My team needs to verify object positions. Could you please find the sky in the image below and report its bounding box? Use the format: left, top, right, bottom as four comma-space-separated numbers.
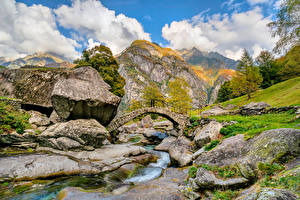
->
0, 0, 283, 61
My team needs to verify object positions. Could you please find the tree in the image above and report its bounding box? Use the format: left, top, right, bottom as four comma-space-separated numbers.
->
141, 83, 165, 107
268, 0, 300, 53
276, 44, 300, 80
167, 77, 192, 114
74, 45, 125, 97
255, 51, 281, 88
216, 81, 233, 102
231, 49, 263, 99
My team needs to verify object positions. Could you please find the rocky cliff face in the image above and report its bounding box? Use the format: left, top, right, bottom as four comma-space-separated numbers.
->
117, 40, 210, 110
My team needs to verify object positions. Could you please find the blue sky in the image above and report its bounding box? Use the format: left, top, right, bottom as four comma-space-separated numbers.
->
1, 0, 281, 60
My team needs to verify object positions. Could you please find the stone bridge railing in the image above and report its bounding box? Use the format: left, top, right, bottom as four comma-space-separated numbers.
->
107, 107, 190, 135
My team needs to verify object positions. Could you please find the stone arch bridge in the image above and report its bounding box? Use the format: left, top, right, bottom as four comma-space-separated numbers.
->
107, 107, 190, 135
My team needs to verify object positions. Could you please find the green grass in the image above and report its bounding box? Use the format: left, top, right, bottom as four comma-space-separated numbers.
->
204, 140, 220, 151
212, 111, 299, 140
221, 77, 300, 107
212, 190, 239, 200
199, 164, 242, 179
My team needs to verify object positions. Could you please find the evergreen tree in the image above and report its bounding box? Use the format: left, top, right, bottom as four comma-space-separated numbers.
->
167, 77, 192, 114
74, 45, 125, 97
231, 49, 263, 99
256, 51, 281, 88
217, 81, 233, 102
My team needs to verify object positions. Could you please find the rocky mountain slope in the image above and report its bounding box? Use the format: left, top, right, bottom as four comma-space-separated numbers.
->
178, 47, 237, 71
117, 41, 236, 109
1, 52, 74, 69
117, 40, 210, 111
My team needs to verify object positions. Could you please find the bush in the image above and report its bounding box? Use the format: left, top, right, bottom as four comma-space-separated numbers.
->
205, 140, 220, 151
188, 166, 198, 178
0, 102, 31, 134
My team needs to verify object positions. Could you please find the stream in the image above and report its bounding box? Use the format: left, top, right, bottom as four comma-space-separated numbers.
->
5, 141, 171, 200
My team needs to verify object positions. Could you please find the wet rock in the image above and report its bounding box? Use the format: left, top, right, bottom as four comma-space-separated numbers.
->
143, 129, 167, 142
51, 66, 120, 126
194, 134, 247, 166
154, 136, 177, 151
194, 168, 249, 190
28, 110, 51, 126
0, 154, 99, 181
169, 136, 193, 166
140, 115, 153, 128
193, 121, 223, 148
39, 119, 110, 150
240, 102, 271, 115
58, 168, 187, 200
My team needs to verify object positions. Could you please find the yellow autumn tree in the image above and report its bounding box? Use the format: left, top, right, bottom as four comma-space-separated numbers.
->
167, 77, 192, 114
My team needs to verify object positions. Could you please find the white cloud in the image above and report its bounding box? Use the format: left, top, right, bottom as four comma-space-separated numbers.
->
162, 8, 277, 60
247, 0, 270, 5
55, 0, 151, 54
0, 0, 80, 60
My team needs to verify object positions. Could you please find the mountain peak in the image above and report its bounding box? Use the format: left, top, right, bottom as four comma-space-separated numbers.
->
130, 40, 184, 61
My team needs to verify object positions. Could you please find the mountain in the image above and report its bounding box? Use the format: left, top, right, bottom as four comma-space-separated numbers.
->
1, 52, 74, 69
178, 47, 238, 71
117, 40, 210, 111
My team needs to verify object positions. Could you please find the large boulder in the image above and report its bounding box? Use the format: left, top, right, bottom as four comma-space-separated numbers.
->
194, 134, 248, 166
39, 119, 110, 150
168, 136, 193, 166
201, 105, 236, 116
51, 67, 120, 126
0, 67, 120, 125
154, 136, 177, 151
0, 154, 100, 181
241, 128, 300, 166
193, 121, 223, 148
140, 115, 153, 128
240, 102, 271, 115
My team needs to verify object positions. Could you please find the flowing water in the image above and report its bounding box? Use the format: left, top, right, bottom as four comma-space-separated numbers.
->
5, 139, 171, 200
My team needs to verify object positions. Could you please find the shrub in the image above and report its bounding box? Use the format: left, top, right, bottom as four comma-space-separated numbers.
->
188, 166, 198, 178
205, 140, 220, 151
0, 102, 31, 134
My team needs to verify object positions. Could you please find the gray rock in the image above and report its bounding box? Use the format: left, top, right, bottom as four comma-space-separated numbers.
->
51, 66, 120, 126
0, 154, 99, 181
28, 110, 50, 126
118, 123, 139, 134
194, 134, 247, 166
140, 115, 153, 128
201, 105, 236, 116
49, 110, 65, 124
39, 119, 110, 150
240, 128, 300, 166
48, 137, 82, 151
169, 136, 193, 166
192, 147, 206, 159
240, 102, 271, 115
194, 168, 249, 190
152, 120, 173, 131
154, 136, 177, 151
237, 188, 298, 200
193, 121, 223, 148
143, 128, 167, 141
